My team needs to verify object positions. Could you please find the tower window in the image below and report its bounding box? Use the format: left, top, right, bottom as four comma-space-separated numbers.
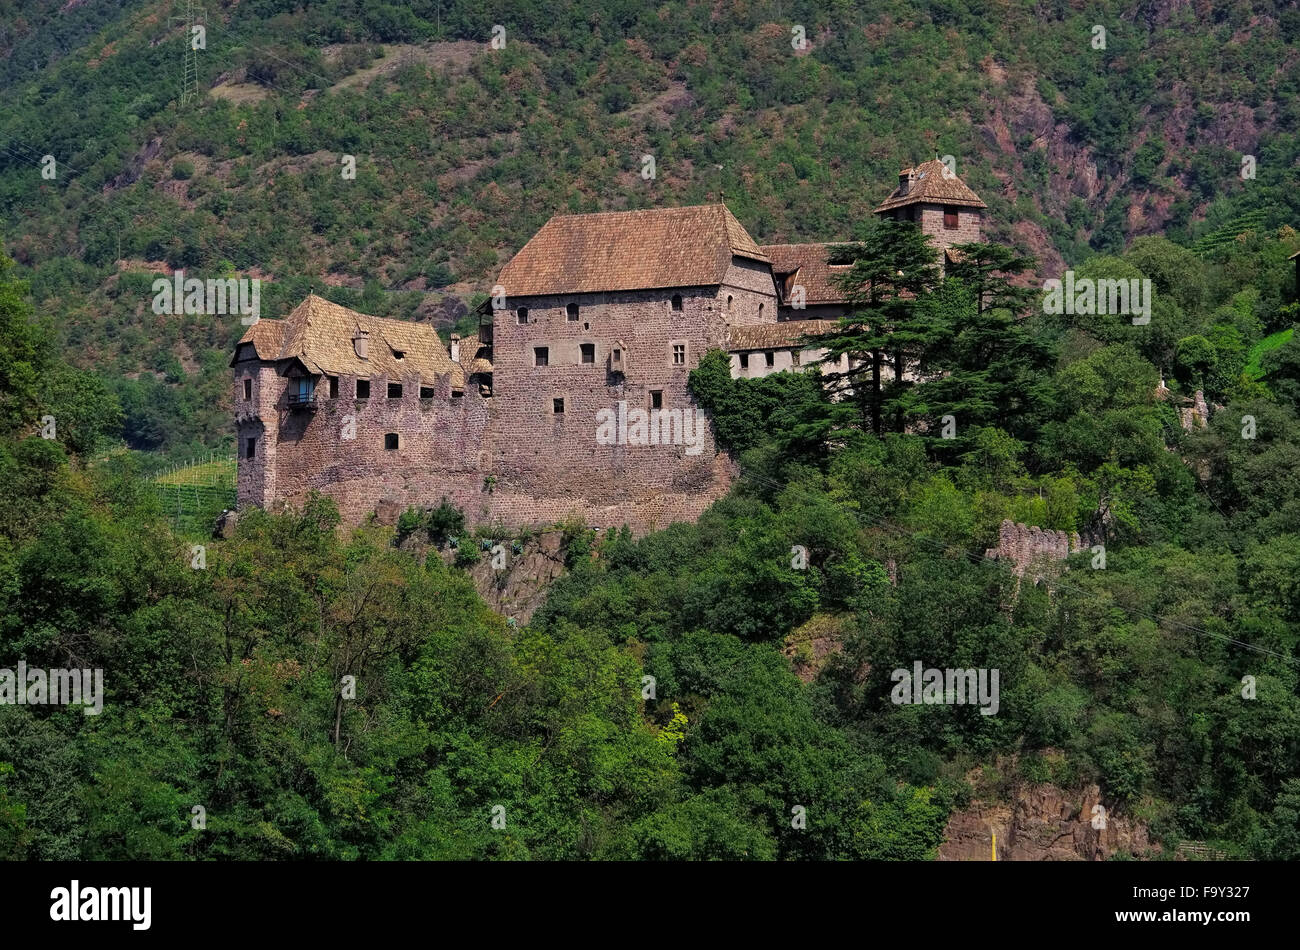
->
243, 378, 252, 400
245, 437, 256, 459
553, 397, 565, 414
765, 351, 775, 367
517, 307, 528, 324
328, 376, 338, 398
944, 206, 959, 229
726, 295, 733, 311
534, 346, 549, 367
356, 379, 370, 399
420, 386, 435, 399
650, 390, 663, 410
671, 294, 683, 311
384, 433, 399, 451
672, 343, 686, 365
566, 303, 579, 321
739, 352, 749, 369
388, 382, 403, 399
580, 343, 595, 364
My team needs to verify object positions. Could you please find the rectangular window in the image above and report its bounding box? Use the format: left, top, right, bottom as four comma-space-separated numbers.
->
566, 303, 579, 321
580, 343, 595, 364
650, 390, 663, 410
765, 351, 775, 367
451, 389, 463, 399
517, 307, 528, 324
419, 386, 435, 399
356, 379, 370, 399
553, 397, 565, 414
384, 433, 399, 451
243, 378, 252, 400
672, 343, 685, 365
944, 206, 959, 229
245, 437, 256, 459
328, 376, 338, 398
534, 347, 549, 367
739, 352, 749, 369
388, 382, 403, 399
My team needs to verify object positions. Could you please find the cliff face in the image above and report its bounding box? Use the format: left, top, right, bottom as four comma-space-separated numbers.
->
940, 782, 1156, 861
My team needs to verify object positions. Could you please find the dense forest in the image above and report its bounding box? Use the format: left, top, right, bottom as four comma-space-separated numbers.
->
1, 0, 1299, 860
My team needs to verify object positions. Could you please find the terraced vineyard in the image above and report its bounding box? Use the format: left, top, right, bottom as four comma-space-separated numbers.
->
151, 455, 237, 536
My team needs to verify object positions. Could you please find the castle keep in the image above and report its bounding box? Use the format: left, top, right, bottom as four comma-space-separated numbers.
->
232, 161, 985, 530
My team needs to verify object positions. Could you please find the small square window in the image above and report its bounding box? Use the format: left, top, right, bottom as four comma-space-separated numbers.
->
356, 379, 370, 398
388, 382, 403, 399
517, 307, 528, 324
580, 343, 595, 364
765, 351, 775, 367
672, 343, 686, 365
566, 303, 579, 321
328, 376, 338, 398
553, 397, 565, 414
419, 386, 435, 399
245, 437, 256, 459
451, 389, 463, 399
384, 433, 399, 451
535, 347, 549, 367
739, 352, 749, 369
650, 390, 663, 410
243, 378, 252, 400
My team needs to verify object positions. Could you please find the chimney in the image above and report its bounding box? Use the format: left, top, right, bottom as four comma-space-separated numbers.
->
353, 327, 369, 360
449, 333, 461, 363
898, 167, 916, 194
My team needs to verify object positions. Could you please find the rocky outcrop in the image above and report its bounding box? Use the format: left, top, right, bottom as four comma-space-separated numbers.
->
456, 530, 569, 625
940, 781, 1157, 861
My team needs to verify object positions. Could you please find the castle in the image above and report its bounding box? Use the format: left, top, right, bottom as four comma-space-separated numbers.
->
231, 160, 986, 531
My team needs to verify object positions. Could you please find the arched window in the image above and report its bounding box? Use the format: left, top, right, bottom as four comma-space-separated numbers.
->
726, 294, 733, 311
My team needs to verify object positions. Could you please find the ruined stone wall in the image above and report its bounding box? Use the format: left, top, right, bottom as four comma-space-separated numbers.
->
983, 519, 1087, 582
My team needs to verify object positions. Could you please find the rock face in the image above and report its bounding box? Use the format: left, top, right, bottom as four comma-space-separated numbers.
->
940, 782, 1156, 861
454, 530, 570, 625
983, 519, 1088, 583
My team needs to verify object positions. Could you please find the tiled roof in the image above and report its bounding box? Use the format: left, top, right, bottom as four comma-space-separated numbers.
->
729, 319, 839, 351
496, 204, 769, 296
762, 243, 858, 305
456, 333, 493, 375
873, 158, 987, 213
235, 295, 465, 387
233, 319, 286, 361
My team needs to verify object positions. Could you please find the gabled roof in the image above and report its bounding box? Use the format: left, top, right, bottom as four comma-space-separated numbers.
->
729, 319, 839, 351
762, 243, 857, 306
873, 158, 987, 213
233, 294, 464, 387
496, 204, 769, 297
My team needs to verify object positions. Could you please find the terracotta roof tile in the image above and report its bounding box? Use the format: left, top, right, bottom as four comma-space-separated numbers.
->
255, 295, 465, 388
497, 204, 768, 296
873, 158, 987, 213
762, 243, 858, 305
234, 319, 287, 361
729, 319, 838, 351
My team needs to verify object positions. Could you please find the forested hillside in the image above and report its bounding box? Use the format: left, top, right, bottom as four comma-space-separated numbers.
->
1, 0, 1299, 862
2, 0, 1299, 453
